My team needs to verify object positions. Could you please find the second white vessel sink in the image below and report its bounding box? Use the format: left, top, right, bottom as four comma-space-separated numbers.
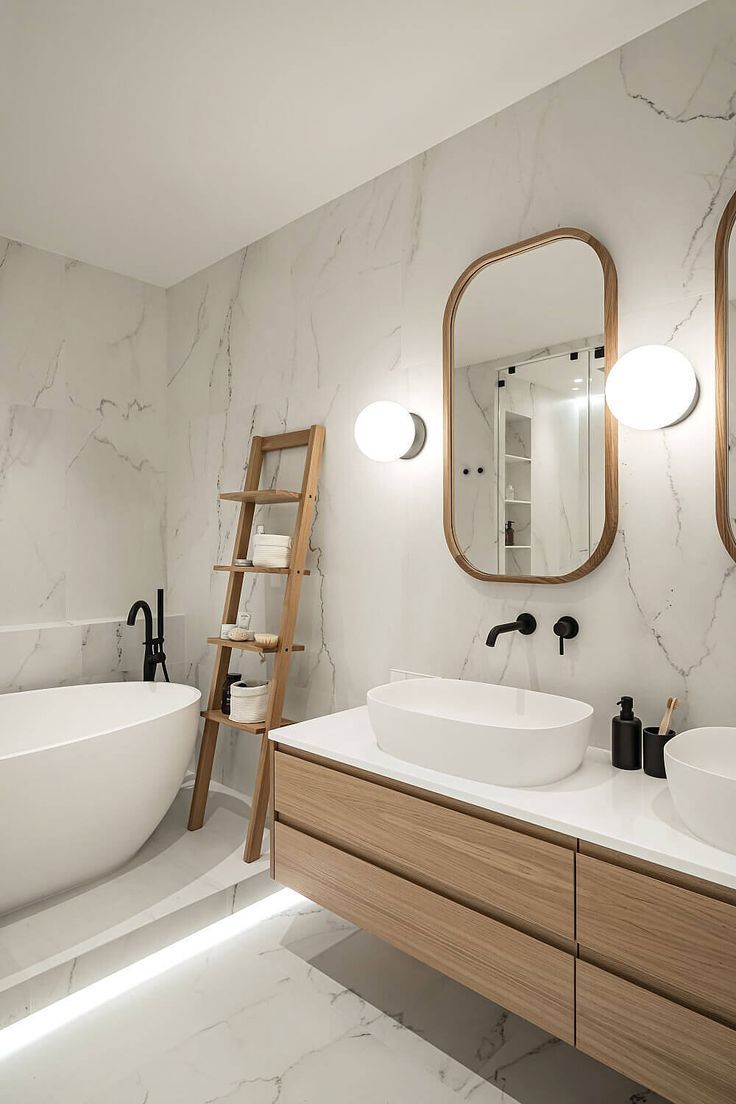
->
665, 728, 736, 855
367, 678, 593, 787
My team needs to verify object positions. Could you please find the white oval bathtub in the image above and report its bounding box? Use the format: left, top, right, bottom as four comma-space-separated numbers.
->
0, 681, 201, 916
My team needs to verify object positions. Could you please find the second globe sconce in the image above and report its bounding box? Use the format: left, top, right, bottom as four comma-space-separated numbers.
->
604, 345, 699, 430
354, 401, 426, 461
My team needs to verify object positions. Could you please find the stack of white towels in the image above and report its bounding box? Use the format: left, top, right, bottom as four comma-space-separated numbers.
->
252, 532, 292, 569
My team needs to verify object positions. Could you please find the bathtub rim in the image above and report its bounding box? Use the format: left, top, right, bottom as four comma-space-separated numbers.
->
0, 681, 202, 762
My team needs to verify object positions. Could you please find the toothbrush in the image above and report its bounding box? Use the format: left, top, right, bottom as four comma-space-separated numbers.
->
658, 696, 680, 736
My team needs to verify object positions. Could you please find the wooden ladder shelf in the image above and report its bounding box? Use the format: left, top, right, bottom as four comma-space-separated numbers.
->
187, 425, 325, 861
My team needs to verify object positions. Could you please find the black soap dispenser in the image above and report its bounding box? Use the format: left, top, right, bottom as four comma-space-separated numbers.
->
612, 696, 642, 770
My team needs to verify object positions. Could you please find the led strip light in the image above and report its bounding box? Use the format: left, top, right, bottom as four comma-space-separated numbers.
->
0, 887, 305, 1061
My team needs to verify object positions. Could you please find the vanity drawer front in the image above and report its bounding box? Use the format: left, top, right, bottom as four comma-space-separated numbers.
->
274, 821, 574, 1042
577, 962, 736, 1104
577, 854, 736, 1024
273, 751, 574, 939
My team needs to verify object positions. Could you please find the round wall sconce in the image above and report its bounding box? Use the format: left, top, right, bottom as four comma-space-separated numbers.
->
354, 401, 426, 461
604, 345, 699, 430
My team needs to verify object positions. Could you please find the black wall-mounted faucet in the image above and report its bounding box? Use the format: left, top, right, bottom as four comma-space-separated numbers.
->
486, 613, 537, 648
553, 616, 579, 656
127, 587, 170, 682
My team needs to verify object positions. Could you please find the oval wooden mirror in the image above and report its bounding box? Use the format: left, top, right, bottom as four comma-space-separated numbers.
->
443, 228, 619, 584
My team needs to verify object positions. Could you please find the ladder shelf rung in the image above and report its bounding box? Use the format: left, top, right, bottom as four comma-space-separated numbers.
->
206, 636, 305, 653
261, 429, 311, 452
213, 564, 310, 575
200, 708, 295, 734
219, 489, 301, 503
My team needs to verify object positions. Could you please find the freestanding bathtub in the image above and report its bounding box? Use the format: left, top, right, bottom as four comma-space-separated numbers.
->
0, 681, 201, 916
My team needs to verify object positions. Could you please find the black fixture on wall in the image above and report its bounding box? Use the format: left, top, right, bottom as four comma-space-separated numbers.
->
485, 613, 536, 648
553, 615, 579, 656
127, 587, 170, 682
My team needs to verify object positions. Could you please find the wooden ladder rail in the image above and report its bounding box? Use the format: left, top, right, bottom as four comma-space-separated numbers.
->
187, 425, 324, 867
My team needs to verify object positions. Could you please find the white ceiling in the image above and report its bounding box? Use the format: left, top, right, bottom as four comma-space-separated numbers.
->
0, 0, 702, 287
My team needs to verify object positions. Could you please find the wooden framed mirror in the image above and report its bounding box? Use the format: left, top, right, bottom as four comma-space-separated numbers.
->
715, 191, 736, 561
443, 228, 618, 584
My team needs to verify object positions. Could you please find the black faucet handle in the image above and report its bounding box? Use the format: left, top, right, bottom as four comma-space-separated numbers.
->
553, 616, 579, 656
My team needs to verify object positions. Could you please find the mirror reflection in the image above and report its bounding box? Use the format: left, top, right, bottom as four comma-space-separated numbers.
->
450, 236, 609, 579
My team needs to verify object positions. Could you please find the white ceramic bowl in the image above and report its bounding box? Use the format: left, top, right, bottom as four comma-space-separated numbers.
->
367, 678, 592, 787
665, 727, 736, 854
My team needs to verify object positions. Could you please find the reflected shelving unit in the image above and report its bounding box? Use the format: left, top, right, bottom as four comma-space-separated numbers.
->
500, 412, 532, 576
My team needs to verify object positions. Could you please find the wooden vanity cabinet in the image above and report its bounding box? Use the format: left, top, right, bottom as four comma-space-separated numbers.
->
271, 747, 736, 1104
577, 846, 736, 1023
275, 821, 574, 1041
273, 748, 575, 939
273, 747, 576, 1042
575, 843, 736, 1104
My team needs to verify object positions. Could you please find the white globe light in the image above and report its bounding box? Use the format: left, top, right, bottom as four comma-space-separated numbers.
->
605, 345, 698, 430
354, 401, 423, 461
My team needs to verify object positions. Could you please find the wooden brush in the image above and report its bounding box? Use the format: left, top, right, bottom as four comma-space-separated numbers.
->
658, 696, 680, 736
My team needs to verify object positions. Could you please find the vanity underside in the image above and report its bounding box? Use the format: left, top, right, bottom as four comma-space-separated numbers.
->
271, 745, 736, 1104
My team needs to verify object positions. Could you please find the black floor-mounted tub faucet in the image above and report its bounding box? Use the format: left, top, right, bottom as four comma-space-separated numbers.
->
127, 587, 170, 682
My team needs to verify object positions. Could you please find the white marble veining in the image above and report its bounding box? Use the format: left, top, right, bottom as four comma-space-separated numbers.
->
0, 895, 666, 1104
166, 1, 736, 807
0, 236, 167, 689
272, 705, 736, 891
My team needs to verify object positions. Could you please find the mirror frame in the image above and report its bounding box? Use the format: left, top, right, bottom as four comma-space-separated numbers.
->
443, 227, 619, 584
715, 191, 736, 562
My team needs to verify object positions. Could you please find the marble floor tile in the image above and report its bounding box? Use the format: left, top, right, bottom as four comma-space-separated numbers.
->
0, 869, 275, 1034
0, 898, 667, 1104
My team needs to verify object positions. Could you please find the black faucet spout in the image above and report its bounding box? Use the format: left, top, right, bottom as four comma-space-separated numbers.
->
486, 612, 537, 648
127, 599, 153, 639
127, 592, 169, 682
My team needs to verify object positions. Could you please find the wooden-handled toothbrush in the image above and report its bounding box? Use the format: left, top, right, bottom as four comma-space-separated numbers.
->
658, 696, 680, 736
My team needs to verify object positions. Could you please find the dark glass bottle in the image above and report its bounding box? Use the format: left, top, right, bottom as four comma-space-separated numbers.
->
221, 672, 241, 716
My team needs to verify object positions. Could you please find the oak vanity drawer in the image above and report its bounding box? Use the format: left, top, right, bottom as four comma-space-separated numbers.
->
577, 962, 736, 1104
274, 821, 574, 1042
273, 750, 574, 939
577, 853, 736, 1024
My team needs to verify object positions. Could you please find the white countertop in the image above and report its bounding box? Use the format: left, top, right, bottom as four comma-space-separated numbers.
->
271, 706, 736, 892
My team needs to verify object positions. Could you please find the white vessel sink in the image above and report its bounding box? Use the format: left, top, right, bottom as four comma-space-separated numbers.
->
367, 678, 593, 787
665, 728, 736, 855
